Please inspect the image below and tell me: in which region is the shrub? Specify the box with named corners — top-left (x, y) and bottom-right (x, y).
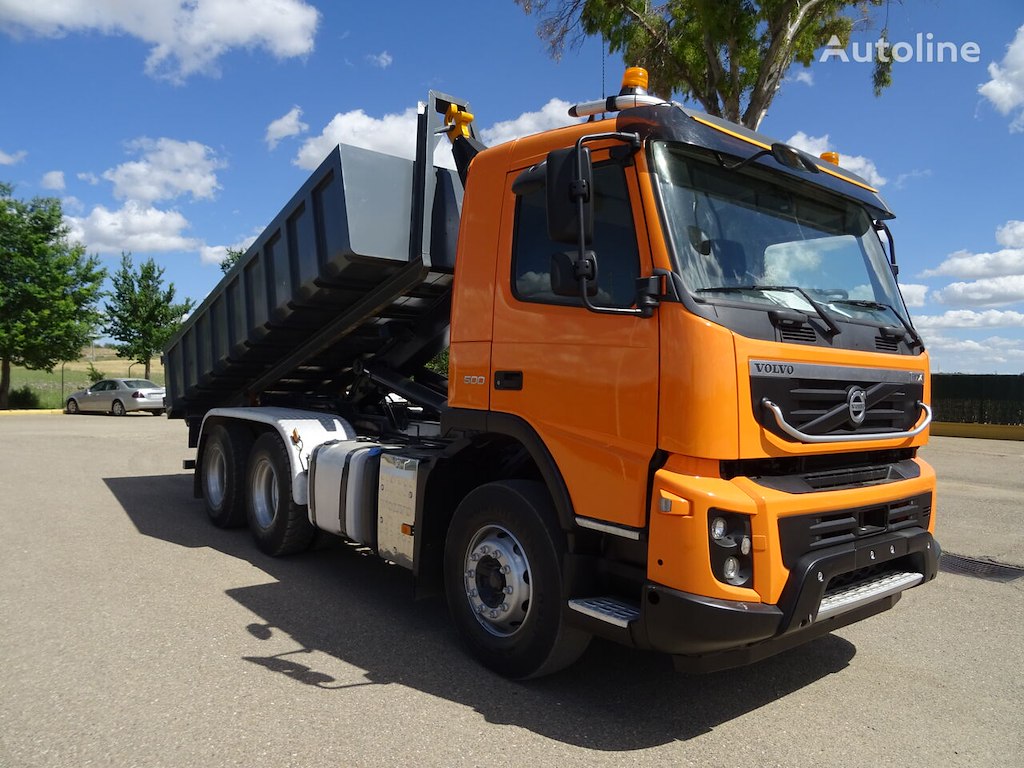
top-left (86, 362), bottom-right (106, 383)
top-left (8, 385), bottom-right (41, 409)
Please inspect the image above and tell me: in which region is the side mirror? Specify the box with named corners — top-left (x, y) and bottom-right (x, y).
top-left (546, 146), bottom-right (593, 245)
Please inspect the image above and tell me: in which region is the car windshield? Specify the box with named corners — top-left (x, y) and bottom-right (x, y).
top-left (651, 141), bottom-right (911, 326)
top-left (124, 379), bottom-right (160, 388)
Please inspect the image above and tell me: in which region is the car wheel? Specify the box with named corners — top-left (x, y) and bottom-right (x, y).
top-left (245, 432), bottom-right (316, 556)
top-left (111, 399), bottom-right (126, 416)
top-left (201, 423), bottom-right (253, 528)
top-left (444, 480), bottom-right (591, 679)
top-left (66, 399), bottom-right (79, 415)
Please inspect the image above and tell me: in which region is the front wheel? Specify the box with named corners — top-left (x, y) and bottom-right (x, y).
top-left (245, 432), bottom-right (316, 556)
top-left (444, 480), bottom-right (590, 679)
top-left (66, 399), bottom-right (79, 415)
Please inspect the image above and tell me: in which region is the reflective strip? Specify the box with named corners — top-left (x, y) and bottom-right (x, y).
top-left (575, 516), bottom-right (642, 540)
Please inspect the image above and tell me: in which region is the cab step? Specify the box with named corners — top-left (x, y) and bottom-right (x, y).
top-left (568, 597), bottom-right (640, 628)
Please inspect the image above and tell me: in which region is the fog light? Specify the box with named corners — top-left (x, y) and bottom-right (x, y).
top-left (723, 556), bottom-right (740, 581)
top-left (710, 516), bottom-right (727, 540)
top-left (740, 536), bottom-right (752, 556)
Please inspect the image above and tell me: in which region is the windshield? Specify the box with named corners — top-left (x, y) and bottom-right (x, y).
top-left (651, 142), bottom-right (910, 326)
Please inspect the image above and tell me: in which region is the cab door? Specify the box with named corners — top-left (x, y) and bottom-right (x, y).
top-left (490, 156), bottom-right (659, 529)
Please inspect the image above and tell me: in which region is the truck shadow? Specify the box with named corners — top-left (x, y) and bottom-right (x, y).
top-left (106, 473), bottom-right (856, 751)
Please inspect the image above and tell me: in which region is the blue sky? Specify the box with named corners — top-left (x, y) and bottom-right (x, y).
top-left (1, 1), bottom-right (1022, 373)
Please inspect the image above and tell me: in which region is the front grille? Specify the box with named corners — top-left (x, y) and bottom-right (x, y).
top-left (778, 492), bottom-right (932, 568)
top-left (750, 362), bottom-right (925, 441)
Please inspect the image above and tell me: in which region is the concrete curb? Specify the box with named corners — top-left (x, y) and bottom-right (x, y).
top-left (931, 422), bottom-right (1024, 441)
top-left (0, 409), bottom-right (65, 416)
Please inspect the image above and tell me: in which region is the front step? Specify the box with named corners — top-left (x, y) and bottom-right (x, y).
top-left (817, 570), bottom-right (923, 621)
top-left (568, 597), bottom-right (641, 628)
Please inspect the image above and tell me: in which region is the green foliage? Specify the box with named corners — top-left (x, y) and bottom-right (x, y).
top-left (8, 385), bottom-right (41, 409)
top-left (102, 252), bottom-right (195, 378)
top-left (86, 362), bottom-right (106, 383)
top-left (516, 0), bottom-right (887, 129)
top-left (219, 246), bottom-right (246, 274)
top-left (426, 348), bottom-right (450, 377)
top-left (0, 182), bottom-right (106, 407)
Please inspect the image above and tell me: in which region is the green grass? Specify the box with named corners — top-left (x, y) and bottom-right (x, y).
top-left (7, 349), bottom-right (165, 410)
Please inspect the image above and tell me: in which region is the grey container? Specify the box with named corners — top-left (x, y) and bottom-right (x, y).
top-left (164, 140), bottom-right (461, 420)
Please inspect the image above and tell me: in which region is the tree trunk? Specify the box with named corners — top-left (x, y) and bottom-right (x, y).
top-left (144, 358), bottom-right (151, 380)
top-left (0, 357), bottom-right (10, 409)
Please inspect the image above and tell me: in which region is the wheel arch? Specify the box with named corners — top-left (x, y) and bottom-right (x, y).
top-left (415, 409), bottom-right (580, 598)
top-left (193, 407), bottom-right (356, 505)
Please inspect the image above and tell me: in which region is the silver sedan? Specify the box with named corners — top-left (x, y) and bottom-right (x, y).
top-left (65, 378), bottom-right (166, 416)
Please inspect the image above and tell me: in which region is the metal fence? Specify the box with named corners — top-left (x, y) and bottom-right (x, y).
top-left (932, 374), bottom-right (1024, 425)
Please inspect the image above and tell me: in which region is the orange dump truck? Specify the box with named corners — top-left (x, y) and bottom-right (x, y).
top-left (164, 69), bottom-right (939, 678)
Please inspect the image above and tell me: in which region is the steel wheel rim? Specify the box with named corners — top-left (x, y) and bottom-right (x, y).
top-left (204, 445), bottom-right (227, 509)
top-left (463, 524), bottom-right (532, 637)
top-left (250, 458), bottom-right (278, 530)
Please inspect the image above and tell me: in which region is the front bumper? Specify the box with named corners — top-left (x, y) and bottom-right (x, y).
top-left (640, 527), bottom-right (940, 672)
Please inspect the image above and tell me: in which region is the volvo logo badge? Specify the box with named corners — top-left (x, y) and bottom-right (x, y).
top-left (847, 386), bottom-right (867, 425)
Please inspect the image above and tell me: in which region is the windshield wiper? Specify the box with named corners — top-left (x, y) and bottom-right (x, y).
top-left (828, 299), bottom-right (924, 350)
top-left (695, 285), bottom-right (841, 336)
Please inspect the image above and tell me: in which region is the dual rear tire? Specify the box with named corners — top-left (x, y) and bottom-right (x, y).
top-left (200, 425), bottom-right (314, 556)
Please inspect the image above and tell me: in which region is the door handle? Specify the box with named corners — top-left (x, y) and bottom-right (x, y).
top-left (494, 371), bottom-right (523, 391)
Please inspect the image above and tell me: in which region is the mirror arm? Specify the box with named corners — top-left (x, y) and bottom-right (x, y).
top-left (874, 220), bottom-right (898, 278)
top-left (571, 132), bottom-right (652, 318)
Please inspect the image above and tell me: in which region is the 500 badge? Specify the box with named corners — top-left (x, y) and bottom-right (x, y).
top-left (462, 375), bottom-right (486, 385)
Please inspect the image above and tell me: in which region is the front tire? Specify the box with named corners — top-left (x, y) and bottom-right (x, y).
top-left (201, 423), bottom-right (252, 528)
top-left (66, 399), bottom-right (79, 415)
top-left (245, 432), bottom-right (316, 556)
top-left (111, 399), bottom-right (126, 416)
top-left (444, 480), bottom-right (590, 679)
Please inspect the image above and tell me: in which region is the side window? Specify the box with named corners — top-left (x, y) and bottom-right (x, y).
top-left (512, 162), bottom-right (640, 308)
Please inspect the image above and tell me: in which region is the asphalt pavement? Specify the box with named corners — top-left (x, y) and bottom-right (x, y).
top-left (0, 414), bottom-right (1020, 767)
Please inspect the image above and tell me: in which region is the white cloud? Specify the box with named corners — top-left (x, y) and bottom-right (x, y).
top-left (0, 148), bottom-right (27, 165)
top-left (922, 247), bottom-right (1024, 279)
top-left (77, 171), bottom-right (99, 185)
top-left (103, 138), bottom-right (225, 204)
top-left (898, 283), bottom-right (928, 307)
top-left (265, 106), bottom-right (308, 150)
top-left (790, 70), bottom-right (814, 86)
top-left (915, 309), bottom-right (1024, 329)
top-left (480, 99), bottom-right (578, 146)
top-left (295, 106), bottom-right (420, 169)
top-left (786, 131), bottom-right (887, 187)
top-left (921, 333), bottom-right (1024, 372)
top-left (41, 170), bottom-right (65, 190)
top-left (200, 235), bottom-right (258, 266)
top-left (893, 168), bottom-right (932, 190)
top-left (996, 220), bottom-right (1024, 248)
top-left (0, 0), bottom-right (320, 82)
top-left (61, 195), bottom-right (84, 214)
top-left (367, 51), bottom-right (392, 69)
top-left (295, 99), bottom-right (580, 172)
top-left (67, 201), bottom-right (199, 254)
top-left (979, 24), bottom-right (1024, 133)
top-left (932, 275), bottom-right (1024, 307)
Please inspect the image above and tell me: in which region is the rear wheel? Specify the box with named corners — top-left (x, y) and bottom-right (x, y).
top-left (201, 423), bottom-right (252, 528)
top-left (66, 399), bottom-right (79, 414)
top-left (444, 480), bottom-right (590, 679)
top-left (246, 432), bottom-right (316, 556)
top-left (111, 399), bottom-right (126, 416)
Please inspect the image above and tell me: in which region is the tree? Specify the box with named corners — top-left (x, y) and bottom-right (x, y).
top-left (515, 0), bottom-right (890, 130)
top-left (219, 246), bottom-right (246, 274)
top-left (103, 253), bottom-right (195, 379)
top-left (0, 183), bottom-right (105, 409)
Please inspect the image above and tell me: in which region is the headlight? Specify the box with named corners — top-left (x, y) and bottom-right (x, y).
top-left (707, 510), bottom-right (753, 588)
